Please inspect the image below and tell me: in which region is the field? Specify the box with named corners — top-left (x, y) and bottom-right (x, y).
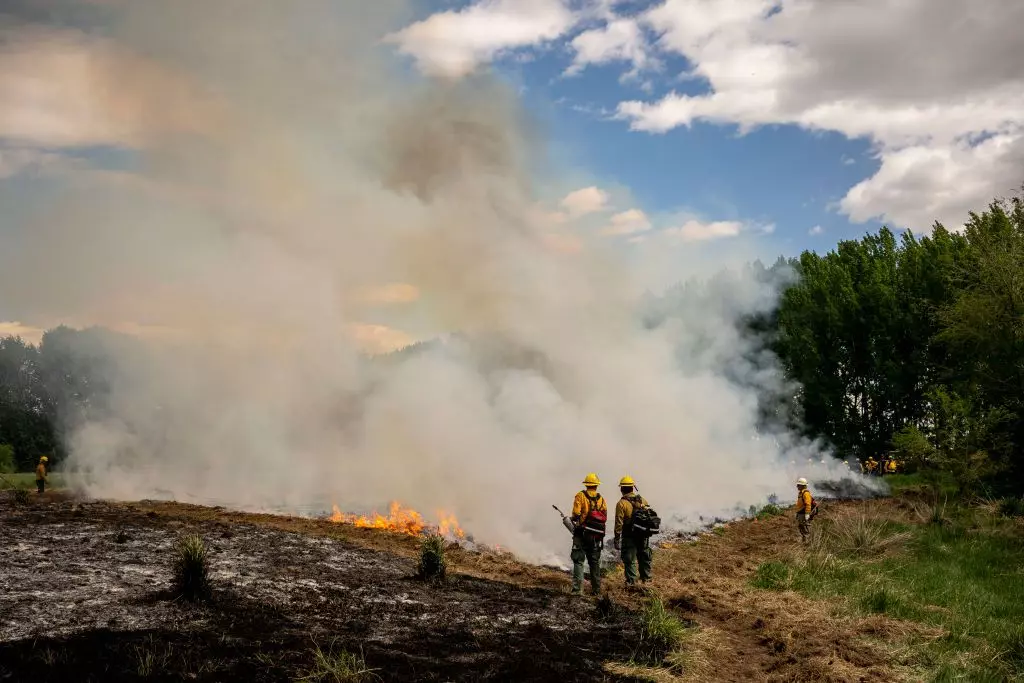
top-left (2, 482), bottom-right (1023, 682)
top-left (0, 471), bottom-right (65, 490)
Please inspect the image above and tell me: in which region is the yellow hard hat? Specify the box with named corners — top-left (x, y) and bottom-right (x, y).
top-left (40, 456), bottom-right (49, 462)
top-left (619, 475), bottom-right (636, 487)
top-left (582, 473), bottom-right (601, 487)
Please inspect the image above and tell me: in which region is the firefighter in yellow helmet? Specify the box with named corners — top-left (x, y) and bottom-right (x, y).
top-left (36, 456), bottom-right (49, 494)
top-left (569, 473), bottom-right (607, 595)
top-left (794, 477), bottom-right (817, 544)
top-left (614, 476), bottom-right (653, 587)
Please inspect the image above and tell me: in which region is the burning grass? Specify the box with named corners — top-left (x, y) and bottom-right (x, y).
top-left (329, 501), bottom-right (465, 540)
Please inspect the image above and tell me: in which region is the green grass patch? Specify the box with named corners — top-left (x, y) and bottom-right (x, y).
top-left (751, 561), bottom-right (790, 590)
top-left (0, 472), bottom-right (66, 490)
top-left (751, 507), bottom-right (1024, 681)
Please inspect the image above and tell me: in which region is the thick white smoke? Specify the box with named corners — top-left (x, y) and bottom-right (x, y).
top-left (0, 0), bottom-right (860, 564)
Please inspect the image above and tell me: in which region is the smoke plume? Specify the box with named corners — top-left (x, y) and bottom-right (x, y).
top-left (0, 0), bottom-right (863, 563)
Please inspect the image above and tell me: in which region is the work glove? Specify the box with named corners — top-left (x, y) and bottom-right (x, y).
top-left (613, 537), bottom-right (621, 551)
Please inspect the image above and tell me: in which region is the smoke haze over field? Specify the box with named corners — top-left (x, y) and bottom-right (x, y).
top-left (0, 0), bottom-right (860, 562)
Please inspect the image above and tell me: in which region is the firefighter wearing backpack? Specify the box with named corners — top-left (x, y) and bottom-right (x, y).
top-left (570, 473), bottom-right (608, 595)
top-left (614, 475), bottom-right (653, 587)
top-left (795, 477), bottom-right (818, 544)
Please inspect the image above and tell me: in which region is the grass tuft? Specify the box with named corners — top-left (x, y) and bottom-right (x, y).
top-left (822, 515), bottom-right (913, 556)
top-left (172, 534), bottom-right (210, 601)
top-left (416, 533), bottom-right (447, 582)
top-left (298, 641), bottom-right (379, 683)
top-left (751, 561), bottom-right (790, 590)
top-left (636, 595), bottom-right (687, 665)
top-left (12, 488), bottom-right (30, 505)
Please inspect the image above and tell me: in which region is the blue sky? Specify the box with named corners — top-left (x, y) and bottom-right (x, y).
top-left (390, 0), bottom-right (1023, 252)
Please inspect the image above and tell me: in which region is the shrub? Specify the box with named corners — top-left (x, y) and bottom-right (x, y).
top-left (416, 534), bottom-right (447, 581)
top-left (0, 444), bottom-right (14, 474)
top-left (172, 534), bottom-right (210, 601)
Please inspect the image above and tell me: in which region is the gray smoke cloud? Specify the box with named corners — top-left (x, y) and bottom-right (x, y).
top-left (0, 0), bottom-right (869, 564)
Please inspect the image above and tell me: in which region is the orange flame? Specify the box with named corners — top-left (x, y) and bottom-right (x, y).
top-left (330, 500), bottom-right (465, 539)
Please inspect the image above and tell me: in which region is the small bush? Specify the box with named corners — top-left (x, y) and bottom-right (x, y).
top-left (755, 504), bottom-right (785, 520)
top-left (12, 488), bottom-right (30, 505)
top-left (299, 642), bottom-right (378, 683)
top-left (0, 444), bottom-right (14, 474)
top-left (751, 561), bottom-right (790, 590)
top-left (173, 534), bottom-right (210, 601)
top-left (416, 534), bottom-right (447, 581)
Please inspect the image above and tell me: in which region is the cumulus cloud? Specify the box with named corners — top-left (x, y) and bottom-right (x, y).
top-left (566, 17), bottom-right (652, 77)
top-left (384, 0), bottom-right (578, 78)
top-left (560, 185), bottom-right (610, 216)
top-left (808, 225), bottom-right (823, 236)
top-left (665, 219), bottom-right (744, 242)
top-left (609, 0), bottom-right (1024, 231)
top-left (601, 207), bottom-right (651, 235)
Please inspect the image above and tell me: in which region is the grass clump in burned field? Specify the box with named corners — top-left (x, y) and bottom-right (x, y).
top-left (750, 500), bottom-right (1024, 682)
top-left (173, 533), bottom-right (211, 601)
top-left (298, 641), bottom-right (379, 683)
top-left (415, 533), bottom-right (447, 582)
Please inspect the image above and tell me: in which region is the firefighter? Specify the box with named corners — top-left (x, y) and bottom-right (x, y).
top-left (614, 475), bottom-right (653, 588)
top-left (886, 458), bottom-right (898, 474)
top-left (570, 473), bottom-right (607, 595)
top-left (795, 477), bottom-right (816, 544)
top-left (35, 456), bottom-right (49, 494)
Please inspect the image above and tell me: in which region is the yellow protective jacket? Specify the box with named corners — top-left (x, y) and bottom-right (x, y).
top-left (615, 494), bottom-right (648, 538)
top-left (36, 463), bottom-right (47, 481)
top-left (571, 490), bottom-right (607, 527)
top-left (795, 488), bottom-right (813, 514)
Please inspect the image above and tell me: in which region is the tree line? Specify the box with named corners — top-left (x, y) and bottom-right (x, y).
top-left (2, 193), bottom-right (1022, 493)
top-left (764, 194), bottom-right (1023, 494)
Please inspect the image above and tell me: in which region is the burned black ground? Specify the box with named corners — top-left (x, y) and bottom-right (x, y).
top-left (0, 495), bottom-right (651, 682)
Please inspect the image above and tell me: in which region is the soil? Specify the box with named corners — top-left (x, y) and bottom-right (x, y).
top-left (1, 491), bottom-right (914, 682)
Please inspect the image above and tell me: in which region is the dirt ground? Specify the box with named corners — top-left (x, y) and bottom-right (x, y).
top-left (0, 491), bottom-right (913, 682)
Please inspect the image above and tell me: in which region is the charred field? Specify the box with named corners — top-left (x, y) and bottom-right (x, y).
top-left (7, 484), bottom-right (1015, 683)
top-left (0, 493), bottom-right (658, 683)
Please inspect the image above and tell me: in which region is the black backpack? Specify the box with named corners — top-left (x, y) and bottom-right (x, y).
top-left (628, 496), bottom-right (661, 538)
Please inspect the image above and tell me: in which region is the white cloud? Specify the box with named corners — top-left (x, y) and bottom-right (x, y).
top-left (609, 0), bottom-right (1024, 231)
top-left (601, 207), bottom-right (651, 235)
top-left (384, 0), bottom-right (578, 78)
top-left (664, 219), bottom-right (743, 242)
top-left (566, 17), bottom-right (652, 77)
top-left (560, 185), bottom-right (610, 216)
top-left (808, 225), bottom-right (823, 236)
